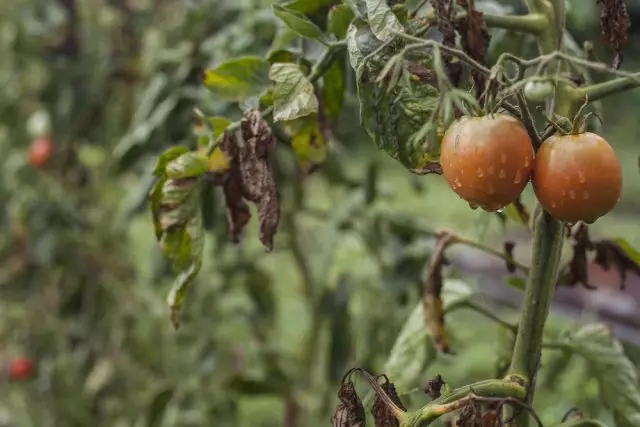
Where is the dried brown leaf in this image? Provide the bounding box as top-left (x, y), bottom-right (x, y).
top-left (429, 0), bottom-right (462, 86)
top-left (221, 166), bottom-right (251, 243)
top-left (410, 162), bottom-right (443, 175)
top-left (332, 379), bottom-right (366, 427)
top-left (222, 110), bottom-right (281, 251)
top-left (593, 239), bottom-right (640, 290)
top-left (455, 0), bottom-right (491, 98)
top-left (371, 375), bottom-right (406, 427)
top-left (596, 0), bottom-right (631, 69)
top-left (423, 374), bottom-right (446, 400)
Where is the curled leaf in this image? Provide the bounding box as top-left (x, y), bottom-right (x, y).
top-left (372, 374), bottom-right (406, 427)
top-left (332, 379), bottom-right (366, 427)
top-left (454, 0), bottom-right (491, 98)
top-left (596, 0), bottom-right (630, 69)
top-left (423, 374), bottom-right (445, 400)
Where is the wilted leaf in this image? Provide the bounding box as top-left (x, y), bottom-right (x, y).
top-left (332, 379), bottom-right (366, 427)
top-left (272, 4), bottom-right (330, 44)
top-left (323, 59), bottom-right (346, 121)
top-left (222, 165), bottom-right (252, 243)
top-left (569, 323), bottom-right (640, 427)
top-left (269, 63), bottom-right (319, 122)
top-left (383, 279), bottom-right (472, 392)
top-left (365, 0), bottom-right (404, 42)
top-left (328, 4), bottom-right (355, 39)
top-left (285, 114), bottom-right (328, 171)
top-left (597, 0), bottom-right (630, 69)
top-left (221, 110), bottom-right (281, 250)
top-left (203, 56), bottom-right (270, 102)
top-left (372, 375), bottom-right (406, 427)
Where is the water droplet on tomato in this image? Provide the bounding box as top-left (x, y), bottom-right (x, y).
top-left (454, 178), bottom-right (462, 188)
top-left (496, 207), bottom-right (505, 213)
top-left (498, 169), bottom-right (506, 179)
top-left (476, 168), bottom-right (484, 178)
top-left (524, 157), bottom-right (530, 168)
top-left (468, 203), bottom-right (479, 210)
top-left (551, 202), bottom-right (557, 208)
top-left (569, 190), bottom-right (576, 199)
top-left (578, 171), bottom-right (586, 183)
top-left (513, 170), bottom-right (522, 184)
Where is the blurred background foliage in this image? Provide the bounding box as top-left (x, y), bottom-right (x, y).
top-left (1, 0), bottom-right (639, 426)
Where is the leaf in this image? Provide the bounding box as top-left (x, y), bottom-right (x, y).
top-left (384, 279), bottom-right (473, 392)
top-left (285, 114), bottom-right (328, 170)
top-left (269, 63), bottom-right (319, 122)
top-left (205, 116), bottom-right (231, 140)
top-left (346, 20), bottom-right (369, 80)
top-left (166, 257), bottom-right (202, 329)
top-left (266, 49), bottom-right (300, 65)
top-left (569, 323), bottom-right (640, 427)
top-left (165, 151), bottom-right (210, 179)
top-left (153, 146), bottom-right (190, 176)
top-left (505, 276), bottom-right (526, 291)
top-left (323, 58), bottom-right (346, 121)
top-left (272, 4), bottom-right (329, 45)
top-left (244, 266), bottom-right (277, 337)
top-left (203, 56), bottom-right (270, 102)
top-left (283, 0), bottom-right (341, 15)
top-left (328, 4), bottom-right (355, 39)
top-left (146, 386), bottom-right (174, 427)
top-left (365, 0), bottom-right (404, 43)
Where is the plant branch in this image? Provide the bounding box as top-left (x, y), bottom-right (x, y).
top-left (405, 379), bottom-right (527, 426)
top-left (421, 9), bottom-right (546, 35)
top-left (451, 300), bottom-right (518, 333)
top-left (572, 72), bottom-right (640, 102)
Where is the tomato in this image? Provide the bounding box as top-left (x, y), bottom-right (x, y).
top-left (8, 357), bottom-right (34, 381)
top-left (532, 132), bottom-right (622, 224)
top-left (523, 80), bottom-right (554, 102)
top-left (440, 114), bottom-right (534, 212)
top-left (29, 137), bottom-right (54, 168)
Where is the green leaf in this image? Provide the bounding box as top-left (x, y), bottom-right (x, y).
top-left (272, 4), bottom-right (329, 45)
top-left (204, 116), bottom-right (232, 140)
top-left (505, 276), bottom-right (526, 291)
top-left (322, 58), bottom-right (346, 121)
top-left (282, 0), bottom-right (340, 15)
top-left (164, 152), bottom-right (209, 179)
top-left (384, 279), bottom-right (473, 392)
top-left (346, 20), bottom-right (369, 80)
top-left (166, 258), bottom-right (202, 329)
top-left (328, 4), bottom-right (355, 39)
top-left (269, 63), bottom-right (319, 122)
top-left (569, 323), bottom-right (640, 427)
top-left (203, 56), bottom-right (270, 102)
top-left (266, 49), bottom-right (300, 65)
top-left (153, 146), bottom-right (190, 176)
top-left (365, 0), bottom-right (404, 42)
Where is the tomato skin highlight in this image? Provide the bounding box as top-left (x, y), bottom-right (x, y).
top-left (29, 137), bottom-right (54, 168)
top-left (8, 357), bottom-right (34, 381)
top-left (440, 114), bottom-right (534, 212)
top-left (532, 132), bottom-right (622, 224)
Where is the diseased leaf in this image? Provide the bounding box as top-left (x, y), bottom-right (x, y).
top-left (328, 4), bottom-right (355, 39)
top-left (266, 49), bottom-right (300, 65)
top-left (283, 0), bottom-right (341, 15)
top-left (384, 279), bottom-right (472, 392)
top-left (323, 59), bottom-right (346, 121)
top-left (569, 323), bottom-right (640, 427)
top-left (269, 63), bottom-right (319, 122)
top-left (165, 151), bottom-right (210, 179)
top-left (203, 56), bottom-right (270, 102)
top-left (285, 114), bottom-right (328, 171)
top-left (153, 146), bottom-right (190, 176)
top-left (365, 0), bottom-right (404, 42)
top-left (272, 4), bottom-right (329, 44)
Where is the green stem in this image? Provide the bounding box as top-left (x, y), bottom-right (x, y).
top-left (404, 380), bottom-right (527, 426)
top-left (422, 10), bottom-right (546, 35)
top-left (572, 72), bottom-right (640, 102)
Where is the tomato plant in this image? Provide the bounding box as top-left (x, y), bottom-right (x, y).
top-left (533, 132), bottom-right (622, 224)
top-left (28, 137), bottom-right (54, 168)
top-left (523, 80), bottom-right (554, 102)
top-left (440, 114), bottom-right (534, 212)
top-left (8, 357), bottom-right (34, 381)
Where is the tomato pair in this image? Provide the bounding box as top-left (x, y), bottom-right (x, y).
top-left (439, 114), bottom-right (622, 224)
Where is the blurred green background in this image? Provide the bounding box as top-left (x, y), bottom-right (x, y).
top-left (1, 0), bottom-right (639, 426)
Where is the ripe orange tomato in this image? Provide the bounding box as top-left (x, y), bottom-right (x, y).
top-left (532, 132), bottom-right (622, 224)
top-left (8, 357), bottom-right (34, 381)
top-left (29, 137), bottom-right (54, 168)
top-left (440, 114), bottom-right (534, 212)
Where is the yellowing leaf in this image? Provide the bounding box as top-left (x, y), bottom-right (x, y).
top-left (285, 114), bottom-right (328, 170)
top-left (203, 57), bottom-right (270, 102)
top-left (208, 148), bottom-right (230, 172)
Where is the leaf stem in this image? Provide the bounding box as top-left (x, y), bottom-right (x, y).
top-left (405, 379), bottom-right (527, 426)
top-left (451, 300), bottom-right (518, 333)
top-left (572, 72), bottom-right (640, 102)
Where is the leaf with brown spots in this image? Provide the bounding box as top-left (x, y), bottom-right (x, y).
top-left (423, 374), bottom-right (446, 400)
top-left (429, 0), bottom-right (461, 86)
top-left (455, 0), bottom-right (491, 99)
top-left (371, 375), bottom-right (406, 427)
top-left (332, 379), bottom-right (366, 427)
